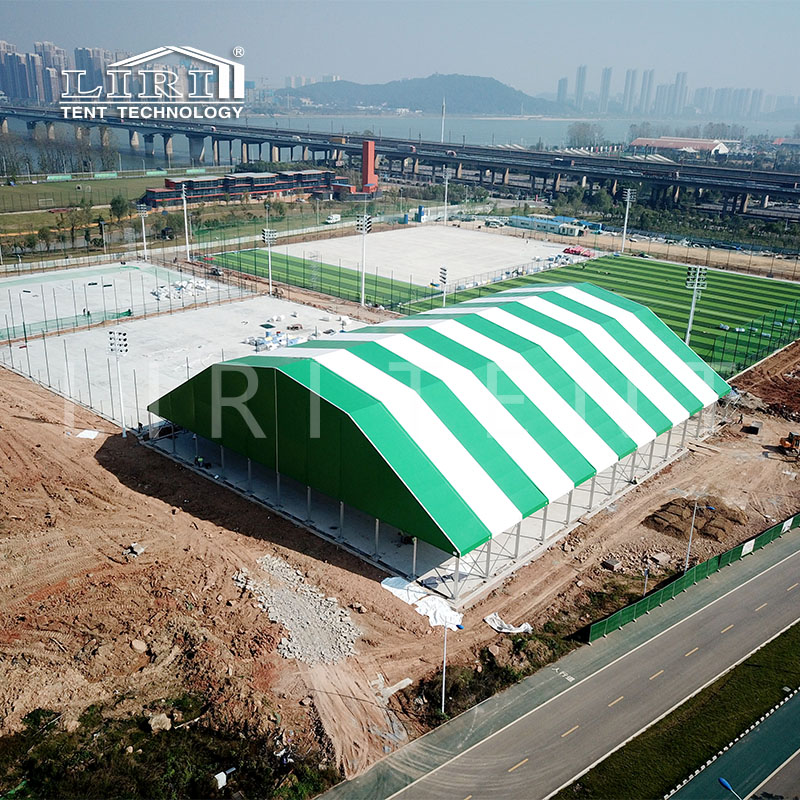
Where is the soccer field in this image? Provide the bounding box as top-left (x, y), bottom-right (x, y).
top-left (408, 255), bottom-right (800, 375)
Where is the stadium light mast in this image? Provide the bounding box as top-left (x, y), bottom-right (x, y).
top-left (108, 328), bottom-right (128, 438)
top-left (356, 195), bottom-right (372, 307)
top-left (136, 204), bottom-right (148, 262)
top-left (261, 224), bottom-right (278, 296)
top-left (181, 184), bottom-right (191, 262)
top-left (684, 265), bottom-right (708, 346)
top-left (441, 96), bottom-right (446, 143)
top-left (620, 187), bottom-right (637, 254)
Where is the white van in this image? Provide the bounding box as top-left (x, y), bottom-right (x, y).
top-left (325, 213), bottom-right (341, 224)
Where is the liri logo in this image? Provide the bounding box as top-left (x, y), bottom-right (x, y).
top-left (61, 45), bottom-right (245, 120)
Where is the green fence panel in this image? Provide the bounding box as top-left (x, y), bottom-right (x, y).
top-left (646, 591), bottom-right (664, 612)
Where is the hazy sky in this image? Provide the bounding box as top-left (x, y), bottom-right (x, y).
top-left (2, 0), bottom-right (798, 97)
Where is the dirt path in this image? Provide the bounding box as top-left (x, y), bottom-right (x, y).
top-left (734, 339), bottom-right (800, 420)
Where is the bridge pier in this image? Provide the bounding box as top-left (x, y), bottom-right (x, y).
top-left (163, 133), bottom-right (173, 162)
top-left (672, 185), bottom-right (680, 203)
top-left (76, 125), bottom-right (91, 144)
top-left (143, 133), bottom-right (155, 157)
top-left (241, 140), bottom-right (249, 163)
top-left (0, 118), bottom-right (7, 135)
top-left (212, 138), bottom-right (220, 166)
top-left (229, 140), bottom-right (234, 166)
top-left (553, 173), bottom-right (561, 193)
top-left (187, 135), bottom-right (205, 164)
top-left (580, 175), bottom-right (587, 188)
top-left (45, 122), bottom-right (56, 141)
top-left (761, 194), bottom-right (769, 208)
top-left (99, 126), bottom-right (111, 148)
top-left (413, 158), bottom-right (420, 175)
top-left (129, 130), bottom-right (140, 149)
top-left (271, 144), bottom-right (279, 162)
top-left (740, 193), bottom-right (750, 213)
top-left (502, 168), bottom-right (510, 185)
top-left (303, 146), bottom-right (311, 161)
top-left (456, 162), bottom-right (462, 179)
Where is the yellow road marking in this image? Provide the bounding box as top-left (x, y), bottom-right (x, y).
top-left (721, 624), bottom-right (734, 634)
top-left (507, 758), bottom-right (528, 773)
top-left (608, 696), bottom-right (624, 707)
top-left (755, 602), bottom-right (768, 611)
top-left (685, 647), bottom-right (699, 657)
top-left (561, 725), bottom-right (580, 738)
top-left (788, 583), bottom-right (798, 592)
top-left (649, 669), bottom-right (664, 680)
top-left (463, 796), bottom-right (473, 800)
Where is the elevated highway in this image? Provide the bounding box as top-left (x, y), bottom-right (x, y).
top-left (3, 105), bottom-right (800, 208)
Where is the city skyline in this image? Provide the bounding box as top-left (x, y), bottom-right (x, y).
top-left (0, 0), bottom-right (797, 97)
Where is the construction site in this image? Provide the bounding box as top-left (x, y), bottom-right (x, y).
top-left (1, 218), bottom-right (800, 792)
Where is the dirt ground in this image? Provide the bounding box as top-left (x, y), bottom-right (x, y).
top-left (1, 356), bottom-right (799, 778)
top-left (733, 339), bottom-right (800, 421)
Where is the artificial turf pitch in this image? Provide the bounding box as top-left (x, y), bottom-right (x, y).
top-left (211, 249), bottom-right (800, 376)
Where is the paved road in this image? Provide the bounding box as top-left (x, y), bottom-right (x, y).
top-left (322, 530), bottom-right (800, 800)
top-left (672, 692), bottom-right (800, 799)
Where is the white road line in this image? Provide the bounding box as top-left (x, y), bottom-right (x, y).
top-left (385, 546), bottom-right (800, 800)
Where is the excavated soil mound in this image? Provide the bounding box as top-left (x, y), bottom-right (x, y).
top-left (643, 495), bottom-right (747, 543)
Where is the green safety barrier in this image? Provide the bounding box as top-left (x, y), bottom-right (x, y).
top-left (146, 170), bottom-right (167, 177)
top-left (45, 174), bottom-right (72, 182)
top-left (93, 171), bottom-right (118, 179)
top-left (185, 168), bottom-right (206, 175)
top-left (588, 513), bottom-right (799, 642)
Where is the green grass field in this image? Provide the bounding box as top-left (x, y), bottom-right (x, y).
top-left (213, 249), bottom-right (800, 377)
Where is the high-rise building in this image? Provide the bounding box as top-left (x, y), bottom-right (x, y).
top-left (622, 68), bottom-right (638, 114)
top-left (598, 67), bottom-right (612, 113)
top-left (321, 74), bottom-right (341, 83)
top-left (556, 76), bottom-right (568, 105)
top-left (693, 87), bottom-right (714, 115)
top-left (749, 89), bottom-right (764, 119)
top-left (763, 94), bottom-right (776, 114)
top-left (776, 95), bottom-right (796, 111)
top-left (653, 83), bottom-right (673, 116)
top-left (637, 69), bottom-right (654, 114)
top-left (574, 64), bottom-right (587, 111)
top-left (731, 88), bottom-right (751, 118)
top-left (671, 71), bottom-right (688, 116)
top-left (712, 87), bottom-right (734, 117)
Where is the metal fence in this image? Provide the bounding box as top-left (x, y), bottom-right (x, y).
top-left (588, 512), bottom-right (800, 642)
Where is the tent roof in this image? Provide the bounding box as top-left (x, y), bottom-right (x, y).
top-left (199, 283), bottom-right (729, 555)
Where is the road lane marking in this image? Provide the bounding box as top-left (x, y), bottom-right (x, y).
top-left (721, 624), bottom-right (734, 633)
top-left (507, 758), bottom-right (528, 773)
top-left (685, 647), bottom-right (699, 657)
top-left (649, 669), bottom-right (664, 680)
top-left (756, 602), bottom-right (768, 611)
top-left (463, 796), bottom-right (473, 800)
top-left (788, 583), bottom-right (798, 591)
top-left (386, 547), bottom-right (800, 800)
top-left (561, 725), bottom-right (579, 738)
top-left (608, 696), bottom-right (624, 707)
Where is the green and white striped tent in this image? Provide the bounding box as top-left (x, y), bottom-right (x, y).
top-left (150, 282), bottom-right (730, 557)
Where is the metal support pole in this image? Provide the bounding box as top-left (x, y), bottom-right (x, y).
top-left (484, 537), bottom-right (492, 579)
top-left (647, 440), bottom-right (656, 470)
top-left (276, 471), bottom-right (281, 505)
top-left (247, 458), bottom-right (252, 492)
top-left (411, 536), bottom-right (418, 579)
top-left (107, 359), bottom-right (115, 419)
top-left (609, 462), bottom-right (618, 495)
top-left (374, 518), bottom-right (380, 558)
top-left (629, 449), bottom-right (638, 481)
top-left (306, 486), bottom-right (312, 520)
top-left (565, 490), bottom-right (574, 524)
top-left (63, 339), bottom-right (71, 397)
top-left (115, 357), bottom-right (126, 437)
top-left (441, 626), bottom-right (449, 715)
top-left (588, 476), bottom-right (596, 508)
top-left (84, 348), bottom-right (92, 408)
top-left (540, 504), bottom-right (549, 541)
top-left (513, 521), bottom-right (522, 560)
top-left (338, 501), bottom-right (344, 538)
top-left (665, 426), bottom-right (674, 460)
top-left (684, 499), bottom-right (699, 573)
top-left (695, 407), bottom-right (703, 437)
top-left (681, 418), bottom-right (688, 448)
top-left (453, 555), bottom-right (461, 601)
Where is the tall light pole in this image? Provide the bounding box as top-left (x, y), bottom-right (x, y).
top-left (98, 219), bottom-right (107, 256)
top-left (441, 97), bottom-right (446, 144)
top-left (136, 204), bottom-right (148, 262)
top-left (441, 622), bottom-right (464, 715)
top-left (684, 265), bottom-right (708, 346)
top-left (440, 266), bottom-right (448, 308)
top-left (261, 226), bottom-right (277, 296)
top-left (443, 164), bottom-right (449, 226)
top-left (356, 197), bottom-right (372, 307)
top-left (181, 184), bottom-right (191, 262)
top-left (620, 187), bottom-right (637, 254)
top-left (684, 497), bottom-right (715, 573)
top-left (108, 328), bottom-right (128, 438)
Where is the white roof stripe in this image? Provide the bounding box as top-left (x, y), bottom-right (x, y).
top-left (434, 319), bottom-right (619, 472)
top-left (556, 286), bottom-right (718, 407)
top-left (520, 296), bottom-right (689, 426)
top-left (482, 307), bottom-right (656, 446)
top-left (377, 334), bottom-right (574, 502)
top-left (313, 349), bottom-right (522, 534)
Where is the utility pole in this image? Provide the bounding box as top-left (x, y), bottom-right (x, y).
top-left (620, 187), bottom-right (636, 254)
top-left (684, 265), bottom-right (708, 346)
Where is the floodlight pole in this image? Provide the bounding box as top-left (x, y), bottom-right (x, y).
top-left (443, 165), bottom-right (449, 226)
top-left (137, 204), bottom-right (148, 262)
top-left (686, 283), bottom-right (700, 345)
top-left (441, 621), bottom-right (464, 715)
top-left (267, 207), bottom-right (272, 296)
top-left (684, 266), bottom-right (707, 346)
top-left (360, 194), bottom-right (368, 307)
top-left (620, 187), bottom-right (636, 254)
top-left (181, 185), bottom-right (191, 262)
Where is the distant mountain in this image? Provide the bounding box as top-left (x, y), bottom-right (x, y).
top-left (275, 74), bottom-right (562, 116)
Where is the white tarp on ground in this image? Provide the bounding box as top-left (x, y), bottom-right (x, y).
top-left (484, 612), bottom-right (533, 635)
top-left (381, 577), bottom-right (463, 629)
